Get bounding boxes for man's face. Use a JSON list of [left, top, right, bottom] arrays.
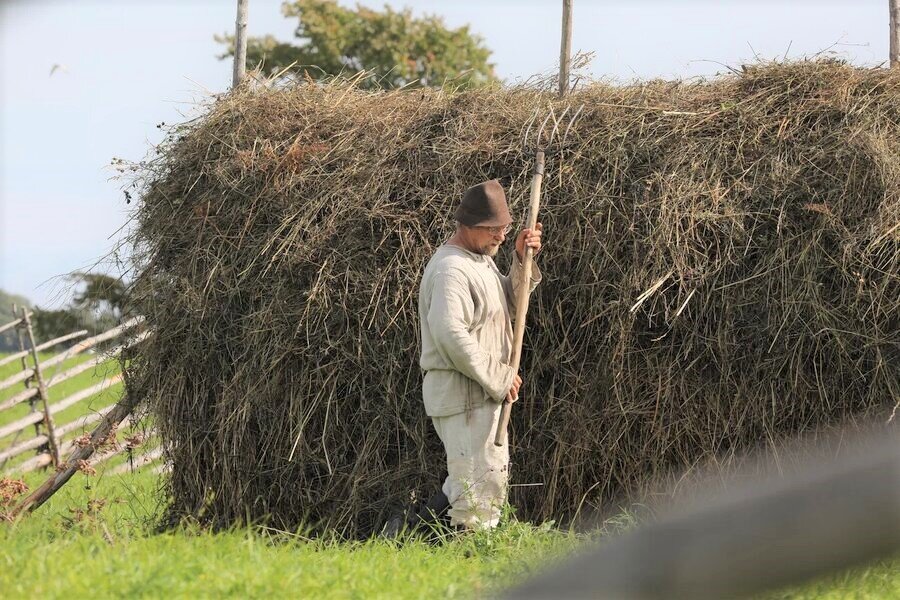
[[469, 224, 510, 257]]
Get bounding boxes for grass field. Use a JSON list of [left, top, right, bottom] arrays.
[[2, 469, 585, 598], [1, 352, 898, 598], [1, 468, 897, 599]]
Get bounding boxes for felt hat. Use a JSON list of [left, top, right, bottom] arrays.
[[454, 179, 513, 227]]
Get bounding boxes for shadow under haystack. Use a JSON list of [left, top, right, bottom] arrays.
[[124, 60, 900, 536]]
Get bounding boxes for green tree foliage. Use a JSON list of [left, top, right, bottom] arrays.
[[0, 274, 126, 349], [70, 273, 126, 319], [217, 0, 497, 89], [31, 308, 84, 345]]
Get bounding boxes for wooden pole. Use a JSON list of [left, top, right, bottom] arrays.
[[233, 0, 249, 87], [11, 304, 32, 399], [559, 0, 573, 97], [0, 329, 88, 369], [13, 304, 42, 442], [20, 307, 61, 467], [494, 150, 545, 447], [891, 0, 900, 68], [11, 392, 140, 517], [0, 315, 26, 336], [0, 304, 38, 471]]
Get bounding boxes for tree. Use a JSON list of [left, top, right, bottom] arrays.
[[30, 274, 125, 345], [70, 273, 126, 320], [0, 275, 126, 349], [31, 308, 84, 345], [216, 0, 497, 89]]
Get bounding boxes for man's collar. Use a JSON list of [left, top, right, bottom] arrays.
[[443, 242, 487, 261]]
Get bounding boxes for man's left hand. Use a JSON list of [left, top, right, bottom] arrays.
[[515, 222, 543, 263]]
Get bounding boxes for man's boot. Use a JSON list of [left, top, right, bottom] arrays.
[[409, 490, 450, 529], [380, 489, 451, 540]]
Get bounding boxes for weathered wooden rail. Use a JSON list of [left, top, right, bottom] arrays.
[[0, 329, 87, 369], [0, 310, 160, 478]]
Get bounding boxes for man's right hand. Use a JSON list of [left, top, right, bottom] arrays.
[[507, 374, 523, 403]]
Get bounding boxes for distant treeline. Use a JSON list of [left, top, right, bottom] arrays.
[[0, 274, 125, 351]]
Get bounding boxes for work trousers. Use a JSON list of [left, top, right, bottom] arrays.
[[431, 402, 509, 530]]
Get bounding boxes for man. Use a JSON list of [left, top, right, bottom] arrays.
[[417, 178, 542, 531]]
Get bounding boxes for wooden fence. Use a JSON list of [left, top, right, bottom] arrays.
[[0, 308, 158, 477]]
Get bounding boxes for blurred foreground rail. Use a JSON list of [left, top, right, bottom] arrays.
[[507, 430, 900, 599]]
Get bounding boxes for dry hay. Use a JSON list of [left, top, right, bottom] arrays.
[[123, 60, 900, 536]]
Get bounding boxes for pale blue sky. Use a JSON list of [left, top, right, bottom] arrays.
[[0, 0, 890, 307]]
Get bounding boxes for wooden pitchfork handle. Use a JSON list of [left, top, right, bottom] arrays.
[[494, 150, 545, 447]]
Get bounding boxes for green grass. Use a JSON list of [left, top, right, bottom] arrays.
[[2, 470, 584, 599], [2, 467, 897, 599], [762, 564, 900, 600], [2, 351, 897, 598]]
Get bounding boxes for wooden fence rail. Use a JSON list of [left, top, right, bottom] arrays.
[[0, 374, 123, 440], [110, 447, 164, 475], [0, 315, 28, 337], [0, 329, 151, 414], [12, 414, 135, 474], [0, 403, 122, 464], [0, 317, 143, 393], [0, 330, 88, 369], [505, 432, 900, 600], [2, 354, 116, 412], [1, 312, 155, 478]]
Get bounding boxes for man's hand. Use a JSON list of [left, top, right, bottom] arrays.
[[507, 373, 523, 403], [515, 222, 543, 263]]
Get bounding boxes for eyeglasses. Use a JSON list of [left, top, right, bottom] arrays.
[[473, 224, 512, 235]]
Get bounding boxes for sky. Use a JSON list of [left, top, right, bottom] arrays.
[[0, 0, 892, 307]]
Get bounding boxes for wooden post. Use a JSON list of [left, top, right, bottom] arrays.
[[559, 0, 573, 97], [20, 307, 61, 467], [13, 304, 43, 442], [494, 150, 545, 447], [233, 0, 249, 87], [0, 305, 37, 471], [891, 0, 900, 68], [11, 304, 33, 395]]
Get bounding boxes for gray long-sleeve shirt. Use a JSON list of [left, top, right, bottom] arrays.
[[418, 243, 542, 417]]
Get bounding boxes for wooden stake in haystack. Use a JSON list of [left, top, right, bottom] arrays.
[[233, 0, 249, 87], [891, 0, 900, 68], [494, 105, 582, 447], [559, 0, 574, 96]]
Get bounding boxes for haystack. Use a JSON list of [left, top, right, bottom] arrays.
[[124, 60, 900, 535]]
